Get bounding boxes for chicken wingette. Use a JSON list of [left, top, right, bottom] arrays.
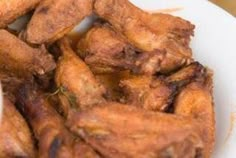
[[25, 0, 93, 44], [0, 97, 35, 158], [55, 38, 105, 116]]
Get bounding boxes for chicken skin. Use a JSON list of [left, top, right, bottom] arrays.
[[120, 76, 175, 112], [0, 0, 40, 28], [174, 71, 215, 158], [0, 29, 56, 78], [68, 102, 204, 158], [77, 24, 192, 75], [25, 0, 93, 44], [0, 97, 35, 158], [94, 0, 194, 73], [55, 38, 106, 116], [166, 62, 206, 87], [16, 83, 100, 158]]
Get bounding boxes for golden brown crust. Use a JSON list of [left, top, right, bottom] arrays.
[[0, 29, 56, 78], [16, 83, 100, 158], [0, 0, 40, 28], [25, 0, 93, 44], [174, 80, 215, 158], [94, 0, 194, 70], [0, 97, 35, 158], [120, 75, 175, 111], [68, 103, 204, 158], [55, 38, 106, 116]]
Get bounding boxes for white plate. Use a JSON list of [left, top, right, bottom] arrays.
[[1, 0, 236, 157]]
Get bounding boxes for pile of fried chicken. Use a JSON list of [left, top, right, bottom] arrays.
[[0, 0, 215, 158]]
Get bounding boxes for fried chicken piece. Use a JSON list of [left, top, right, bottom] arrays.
[[174, 72, 215, 158], [55, 38, 106, 116], [0, 97, 35, 158], [166, 62, 206, 86], [0, 0, 40, 28], [0, 29, 56, 78], [68, 103, 204, 158], [16, 83, 100, 158], [120, 76, 175, 111], [25, 0, 93, 44], [77, 24, 191, 75], [77, 24, 136, 73], [94, 0, 194, 73]]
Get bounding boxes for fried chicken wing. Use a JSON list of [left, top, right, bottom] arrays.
[[77, 24, 191, 75], [0, 29, 56, 78], [0, 97, 35, 158], [0, 0, 40, 28], [174, 72, 215, 158], [25, 0, 93, 44], [94, 0, 194, 73], [68, 103, 204, 158], [120, 76, 175, 111], [55, 38, 105, 116], [16, 83, 100, 158]]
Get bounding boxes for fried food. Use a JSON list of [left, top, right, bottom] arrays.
[[0, 29, 56, 78], [0, 0, 40, 28], [166, 62, 205, 86], [94, 0, 194, 73], [55, 38, 106, 116], [25, 0, 93, 44], [120, 75, 175, 111], [174, 72, 215, 158], [16, 83, 100, 158], [0, 97, 35, 158], [68, 103, 204, 158], [77, 24, 192, 75], [77, 24, 134, 73]]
